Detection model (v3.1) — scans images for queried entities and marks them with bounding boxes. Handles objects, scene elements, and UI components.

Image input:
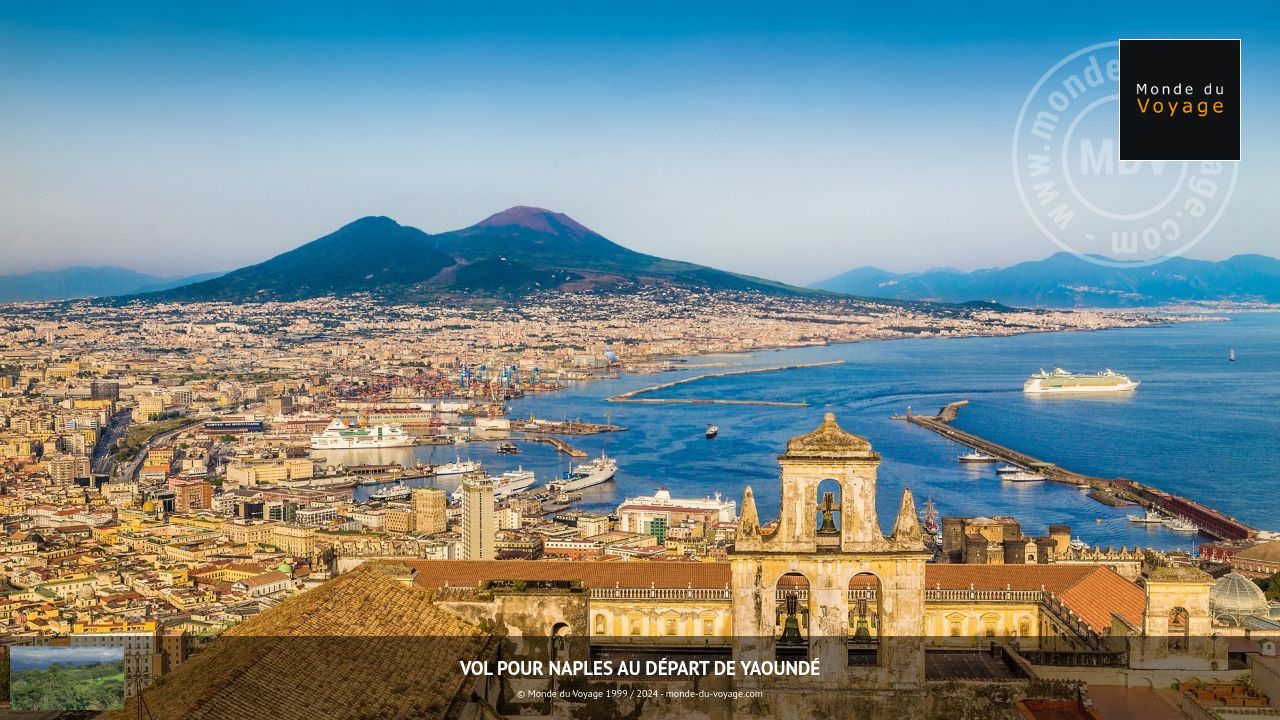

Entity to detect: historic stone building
[731,412,929,690]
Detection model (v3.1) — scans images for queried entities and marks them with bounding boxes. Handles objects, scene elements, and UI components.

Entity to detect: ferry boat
[1127,509,1167,524]
[434,458,481,477]
[370,482,411,502]
[705,425,719,439]
[1070,537,1088,552]
[1001,470,1046,482]
[995,465,1021,475]
[1023,368,1139,394]
[497,442,520,454]
[310,419,415,450]
[958,451,998,464]
[547,453,617,492]
[451,468,537,502]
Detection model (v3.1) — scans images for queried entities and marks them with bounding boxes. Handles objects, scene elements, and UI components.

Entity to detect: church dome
[1209,573,1269,625]
[783,413,877,460]
[141,499,156,513]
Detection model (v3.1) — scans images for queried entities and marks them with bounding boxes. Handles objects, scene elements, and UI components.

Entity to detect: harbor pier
[900,402,1257,542]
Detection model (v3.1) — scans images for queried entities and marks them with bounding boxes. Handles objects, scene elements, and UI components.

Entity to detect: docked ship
[451,468,537,502]
[1001,470,1046,482]
[1023,368,1139,394]
[957,451,998,464]
[1127,509,1167,524]
[310,419,415,450]
[434,458,481,476]
[370,482,412,502]
[547,452,618,493]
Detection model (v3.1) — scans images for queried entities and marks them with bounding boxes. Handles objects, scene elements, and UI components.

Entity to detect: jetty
[607,360,843,407]
[900,402,1257,542]
[529,436,589,458]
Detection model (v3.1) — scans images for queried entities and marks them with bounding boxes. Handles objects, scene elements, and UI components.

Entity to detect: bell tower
[731,413,928,689]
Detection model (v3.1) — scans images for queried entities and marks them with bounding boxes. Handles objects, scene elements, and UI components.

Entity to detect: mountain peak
[474,206,592,235]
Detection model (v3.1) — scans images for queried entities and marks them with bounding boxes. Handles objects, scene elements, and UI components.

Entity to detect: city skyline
[2,2,1278,283]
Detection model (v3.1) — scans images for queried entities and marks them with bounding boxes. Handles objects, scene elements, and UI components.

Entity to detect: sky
[1,2,1277,284]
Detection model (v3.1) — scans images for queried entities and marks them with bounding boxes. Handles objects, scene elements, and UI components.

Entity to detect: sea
[342,312,1280,553]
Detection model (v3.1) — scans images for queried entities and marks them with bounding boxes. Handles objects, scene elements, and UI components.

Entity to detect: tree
[1264,572,1280,602]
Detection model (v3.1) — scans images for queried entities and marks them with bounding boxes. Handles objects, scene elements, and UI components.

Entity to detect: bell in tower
[817,491,839,534]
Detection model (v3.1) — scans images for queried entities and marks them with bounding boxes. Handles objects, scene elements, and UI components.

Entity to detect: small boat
[1163,517,1198,533]
[1001,470,1046,482]
[995,465,1022,475]
[1229,349,1236,362]
[705,425,719,439]
[958,451,998,464]
[497,442,520,454]
[1127,509,1166,524]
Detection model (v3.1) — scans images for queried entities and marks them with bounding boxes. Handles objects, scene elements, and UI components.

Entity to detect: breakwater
[607,361,844,407]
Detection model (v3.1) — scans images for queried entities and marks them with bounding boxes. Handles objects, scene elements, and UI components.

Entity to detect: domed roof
[783,413,876,460]
[141,499,156,513]
[1209,573,1269,624]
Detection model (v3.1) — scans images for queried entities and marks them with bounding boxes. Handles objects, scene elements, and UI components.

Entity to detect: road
[90,409,132,477]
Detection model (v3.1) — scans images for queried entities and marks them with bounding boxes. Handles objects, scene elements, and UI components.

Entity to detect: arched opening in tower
[849,572,882,666]
[775,572,810,659]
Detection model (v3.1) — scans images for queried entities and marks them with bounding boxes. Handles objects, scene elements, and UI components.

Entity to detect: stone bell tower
[731,413,928,689]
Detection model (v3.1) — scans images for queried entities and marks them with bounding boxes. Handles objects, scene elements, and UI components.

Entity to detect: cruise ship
[1023,368,1139,394]
[547,453,618,493]
[310,419,415,450]
[451,468,537,502]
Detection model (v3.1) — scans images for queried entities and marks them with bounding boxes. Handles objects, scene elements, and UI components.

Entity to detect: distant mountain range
[812,253,1280,308]
[0,266,222,303]
[138,206,809,302]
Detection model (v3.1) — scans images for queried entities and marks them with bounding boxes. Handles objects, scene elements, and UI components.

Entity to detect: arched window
[593,614,606,635]
[1168,607,1189,652]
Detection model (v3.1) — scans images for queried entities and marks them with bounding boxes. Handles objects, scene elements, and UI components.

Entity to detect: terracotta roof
[924,564,1144,633]
[104,563,494,720]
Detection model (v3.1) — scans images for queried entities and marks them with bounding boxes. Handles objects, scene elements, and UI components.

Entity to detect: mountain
[812,253,1280,308]
[0,266,222,302]
[142,207,812,302]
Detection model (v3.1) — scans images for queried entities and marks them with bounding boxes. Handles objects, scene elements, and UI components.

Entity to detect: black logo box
[1119,39,1241,161]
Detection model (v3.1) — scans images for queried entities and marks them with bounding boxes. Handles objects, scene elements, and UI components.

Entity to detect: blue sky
[1,2,1276,282]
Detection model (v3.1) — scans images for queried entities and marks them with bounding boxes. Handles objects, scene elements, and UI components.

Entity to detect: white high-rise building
[460,476,495,560]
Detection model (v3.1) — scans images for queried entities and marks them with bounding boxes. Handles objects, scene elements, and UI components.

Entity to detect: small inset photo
[8,645,126,712]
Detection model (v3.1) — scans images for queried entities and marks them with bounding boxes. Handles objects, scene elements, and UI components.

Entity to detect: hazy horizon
[2,2,1277,283]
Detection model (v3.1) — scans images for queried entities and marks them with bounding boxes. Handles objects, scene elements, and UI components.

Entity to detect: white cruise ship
[310,419,415,450]
[547,452,617,493]
[1023,368,1139,394]
[451,468,537,502]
